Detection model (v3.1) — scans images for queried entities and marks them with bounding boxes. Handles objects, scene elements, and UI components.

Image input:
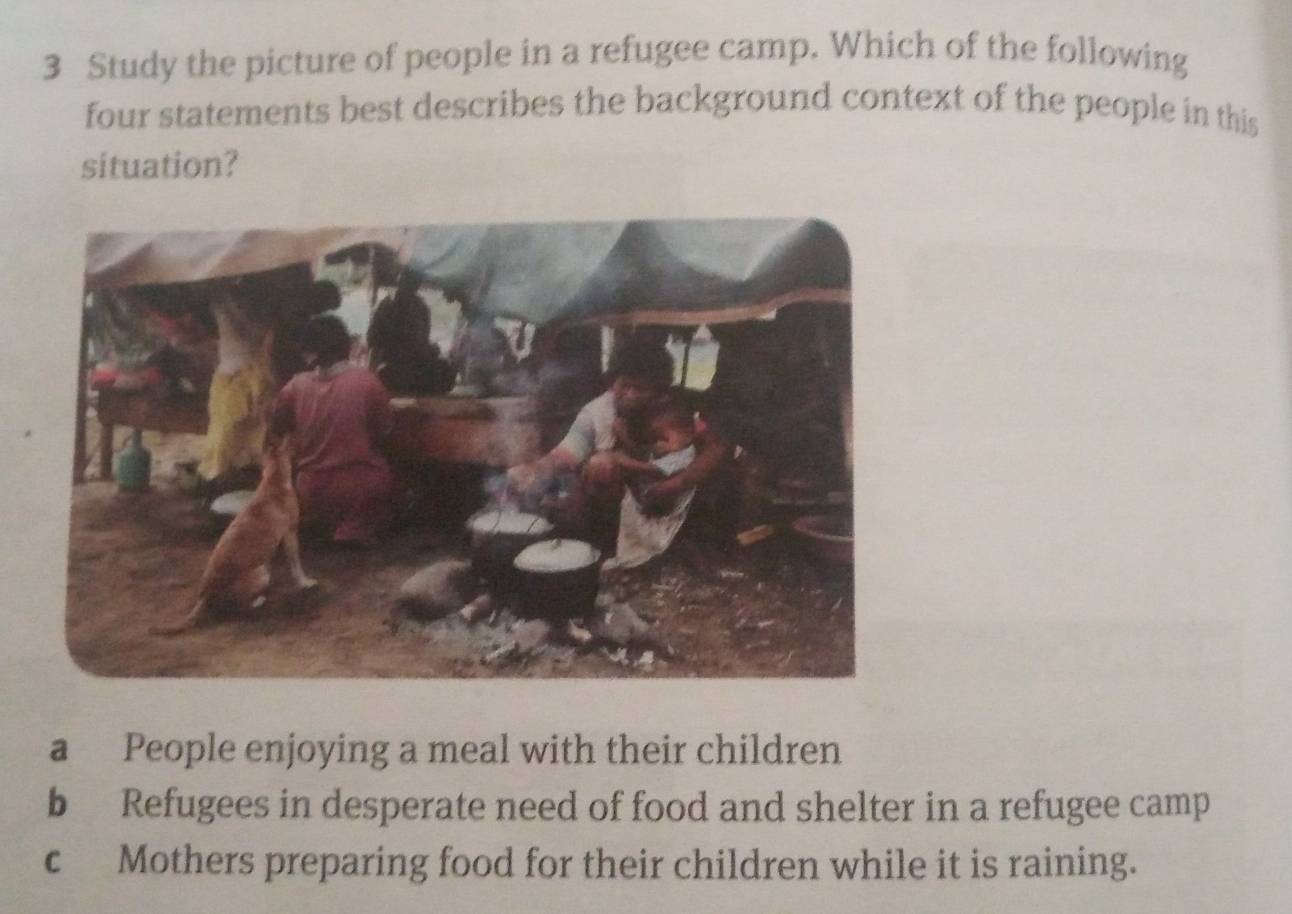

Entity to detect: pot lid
[514,539,600,572]
[467,510,553,536]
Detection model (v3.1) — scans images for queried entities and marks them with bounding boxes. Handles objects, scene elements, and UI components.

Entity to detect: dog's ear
[268,401,295,440]
[261,432,290,463]
[259,400,289,465]
[262,435,278,455]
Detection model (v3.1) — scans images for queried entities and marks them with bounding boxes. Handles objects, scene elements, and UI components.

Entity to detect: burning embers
[390,500,671,668]
[391,567,671,670]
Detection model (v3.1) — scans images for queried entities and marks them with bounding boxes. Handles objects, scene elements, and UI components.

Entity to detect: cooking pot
[512,539,602,621]
[466,508,555,590]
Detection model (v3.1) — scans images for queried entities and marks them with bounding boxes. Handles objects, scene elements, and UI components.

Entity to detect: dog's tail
[149,588,209,636]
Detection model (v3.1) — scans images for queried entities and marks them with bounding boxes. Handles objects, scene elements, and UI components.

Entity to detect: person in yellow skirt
[197,288,275,485]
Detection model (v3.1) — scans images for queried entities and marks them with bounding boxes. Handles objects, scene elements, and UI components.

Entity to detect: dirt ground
[66,447,854,679]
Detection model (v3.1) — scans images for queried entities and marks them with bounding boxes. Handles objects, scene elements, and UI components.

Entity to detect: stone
[512,618,553,654]
[459,593,494,624]
[397,559,478,620]
[591,603,652,646]
[482,643,516,665]
[564,619,594,646]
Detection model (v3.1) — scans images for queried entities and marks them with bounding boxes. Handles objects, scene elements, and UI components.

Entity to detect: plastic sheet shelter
[85,220,850,326]
[83,228,411,291]
[403,218,850,326]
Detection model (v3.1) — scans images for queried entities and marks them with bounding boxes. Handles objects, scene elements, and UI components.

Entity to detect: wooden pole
[99,413,115,481]
[838,366,853,482]
[72,300,90,484]
[817,318,853,482]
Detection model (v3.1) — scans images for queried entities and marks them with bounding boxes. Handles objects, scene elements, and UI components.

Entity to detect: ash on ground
[388,579,666,671]
[385,538,850,675]
[67,476,853,678]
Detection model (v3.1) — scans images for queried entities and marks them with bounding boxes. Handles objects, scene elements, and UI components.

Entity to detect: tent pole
[817,320,853,482]
[680,333,692,387]
[73,301,90,484]
[838,366,853,482]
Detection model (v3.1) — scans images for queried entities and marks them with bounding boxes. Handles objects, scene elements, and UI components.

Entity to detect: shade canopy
[85,219,849,326]
[404,218,849,326]
[84,228,409,292]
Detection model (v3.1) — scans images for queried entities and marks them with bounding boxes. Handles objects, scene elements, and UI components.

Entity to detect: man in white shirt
[507,339,729,547]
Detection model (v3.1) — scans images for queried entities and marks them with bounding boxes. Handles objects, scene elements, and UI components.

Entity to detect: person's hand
[638,476,684,515]
[507,461,541,492]
[583,451,621,487]
[608,450,634,470]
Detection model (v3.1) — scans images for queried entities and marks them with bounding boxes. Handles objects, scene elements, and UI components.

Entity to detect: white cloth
[605,445,697,570]
[212,293,269,375]
[555,389,617,462]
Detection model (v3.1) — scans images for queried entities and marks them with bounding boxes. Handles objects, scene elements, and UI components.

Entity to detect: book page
[1,1,1288,911]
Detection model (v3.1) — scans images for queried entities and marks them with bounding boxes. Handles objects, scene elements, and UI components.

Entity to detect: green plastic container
[116,429,152,492]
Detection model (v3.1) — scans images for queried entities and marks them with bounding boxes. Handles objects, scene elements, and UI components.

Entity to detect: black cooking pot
[512,539,603,621]
[466,509,555,592]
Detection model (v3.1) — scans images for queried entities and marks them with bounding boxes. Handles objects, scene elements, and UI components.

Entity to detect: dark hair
[649,400,695,434]
[268,399,295,440]
[608,341,674,390]
[395,271,422,298]
[300,314,352,366]
[308,280,342,315]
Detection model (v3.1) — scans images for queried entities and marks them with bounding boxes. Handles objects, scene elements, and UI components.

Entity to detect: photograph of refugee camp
[67,219,854,678]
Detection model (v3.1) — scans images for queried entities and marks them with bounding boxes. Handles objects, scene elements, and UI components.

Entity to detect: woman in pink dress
[272,315,398,545]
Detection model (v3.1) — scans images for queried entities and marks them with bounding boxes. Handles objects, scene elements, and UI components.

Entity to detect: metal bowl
[210,490,255,518]
[791,513,854,564]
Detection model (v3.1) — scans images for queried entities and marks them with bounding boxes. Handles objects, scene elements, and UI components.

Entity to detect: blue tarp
[86,219,850,327]
[403,218,849,326]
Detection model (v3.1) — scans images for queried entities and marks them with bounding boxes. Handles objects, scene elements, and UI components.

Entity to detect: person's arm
[508,404,594,489]
[613,452,667,479]
[637,426,731,511]
[507,444,580,491]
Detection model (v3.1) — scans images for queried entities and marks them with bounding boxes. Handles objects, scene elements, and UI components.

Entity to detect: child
[605,401,699,569]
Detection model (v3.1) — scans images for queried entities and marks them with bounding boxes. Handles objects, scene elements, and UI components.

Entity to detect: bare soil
[67,468,854,679]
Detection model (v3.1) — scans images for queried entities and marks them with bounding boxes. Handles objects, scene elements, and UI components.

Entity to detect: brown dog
[152,437,316,635]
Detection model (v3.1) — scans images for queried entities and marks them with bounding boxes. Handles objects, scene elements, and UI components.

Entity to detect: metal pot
[512,539,602,621]
[466,509,555,591]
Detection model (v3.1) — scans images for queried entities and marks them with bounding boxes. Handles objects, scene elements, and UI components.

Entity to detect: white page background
[1,1,1288,911]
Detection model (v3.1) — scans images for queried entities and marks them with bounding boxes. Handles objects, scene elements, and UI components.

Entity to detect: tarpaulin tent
[403,218,849,326]
[84,228,411,291]
[77,220,852,482]
[85,220,850,326]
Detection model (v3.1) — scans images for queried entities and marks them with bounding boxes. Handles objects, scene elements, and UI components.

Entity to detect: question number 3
[43,54,60,80]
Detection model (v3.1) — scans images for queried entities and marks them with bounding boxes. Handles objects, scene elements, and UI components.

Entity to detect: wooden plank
[92,388,573,470]
[73,312,89,484]
[94,389,207,481]
[390,395,541,421]
[96,388,208,435]
[388,410,550,467]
